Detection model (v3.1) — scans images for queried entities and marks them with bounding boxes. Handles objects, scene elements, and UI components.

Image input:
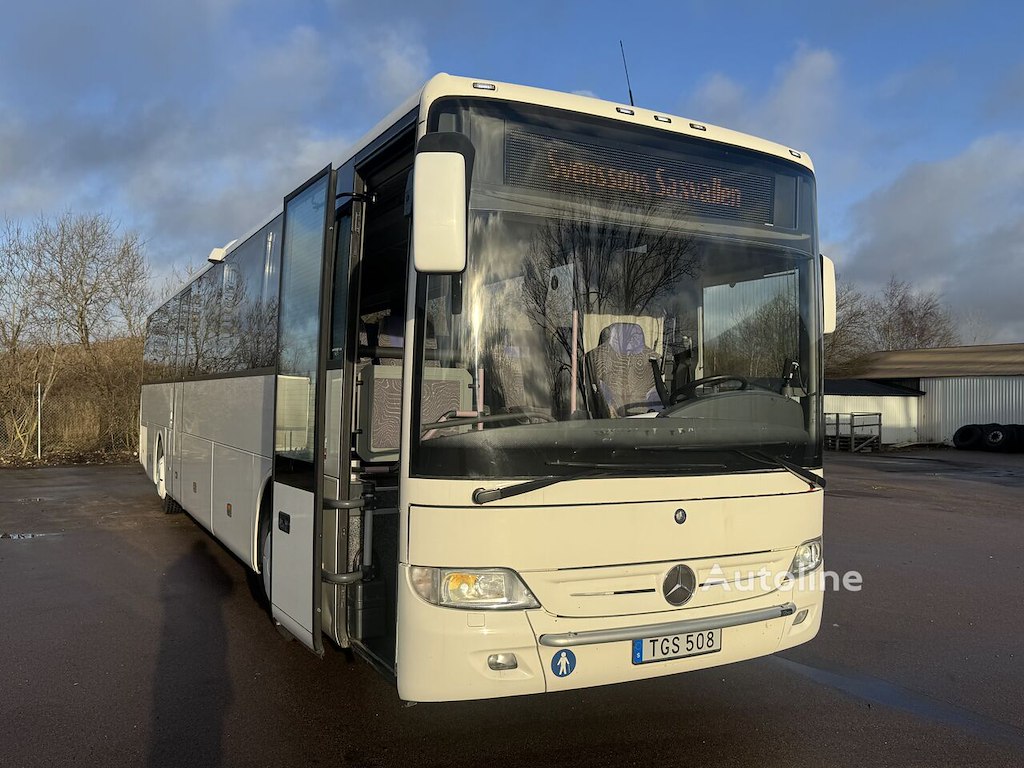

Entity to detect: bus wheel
[259,510,272,602]
[156,448,182,513]
[257,513,292,642]
[155,447,167,499]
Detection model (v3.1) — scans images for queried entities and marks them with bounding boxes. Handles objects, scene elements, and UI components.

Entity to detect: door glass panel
[276,173,331,468]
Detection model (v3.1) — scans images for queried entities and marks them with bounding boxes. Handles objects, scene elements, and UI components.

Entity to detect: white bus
[140,73,837,702]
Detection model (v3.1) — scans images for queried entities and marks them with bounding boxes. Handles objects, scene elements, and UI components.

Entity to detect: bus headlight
[788,537,823,577]
[409,566,540,610]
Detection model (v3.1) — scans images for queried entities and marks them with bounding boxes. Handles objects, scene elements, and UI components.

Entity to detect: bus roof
[415,73,814,172]
[217,72,814,262]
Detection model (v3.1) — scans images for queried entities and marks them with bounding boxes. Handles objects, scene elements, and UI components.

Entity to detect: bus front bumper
[395,564,823,702]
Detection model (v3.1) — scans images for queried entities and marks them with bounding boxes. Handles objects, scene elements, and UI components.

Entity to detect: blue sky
[1,0,1022,339]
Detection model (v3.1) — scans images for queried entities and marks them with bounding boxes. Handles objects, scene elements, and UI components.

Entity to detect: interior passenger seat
[586,322,664,417]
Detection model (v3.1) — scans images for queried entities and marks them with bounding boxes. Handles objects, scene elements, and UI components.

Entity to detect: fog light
[793,609,809,625]
[487,653,518,671]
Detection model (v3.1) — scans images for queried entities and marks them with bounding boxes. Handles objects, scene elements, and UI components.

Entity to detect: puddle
[774,656,1024,748]
[0,532,60,539]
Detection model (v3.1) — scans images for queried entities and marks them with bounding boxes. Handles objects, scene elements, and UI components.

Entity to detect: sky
[1,0,1022,340]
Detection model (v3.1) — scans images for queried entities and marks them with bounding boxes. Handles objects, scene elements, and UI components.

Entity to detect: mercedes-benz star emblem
[662,564,697,606]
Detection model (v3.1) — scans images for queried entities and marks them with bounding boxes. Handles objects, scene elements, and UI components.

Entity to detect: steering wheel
[669,374,749,404]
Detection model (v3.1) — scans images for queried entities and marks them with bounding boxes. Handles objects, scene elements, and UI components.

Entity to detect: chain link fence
[1,340,142,465]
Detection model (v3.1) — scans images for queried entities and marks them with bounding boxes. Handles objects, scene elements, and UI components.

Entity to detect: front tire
[259,510,272,602]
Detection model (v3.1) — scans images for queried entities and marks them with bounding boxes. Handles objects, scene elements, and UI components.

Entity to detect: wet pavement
[1,452,1022,768]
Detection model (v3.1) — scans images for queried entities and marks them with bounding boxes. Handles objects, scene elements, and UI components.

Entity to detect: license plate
[632,628,722,664]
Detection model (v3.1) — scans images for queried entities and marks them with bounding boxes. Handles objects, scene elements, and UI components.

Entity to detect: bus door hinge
[337,191,375,203]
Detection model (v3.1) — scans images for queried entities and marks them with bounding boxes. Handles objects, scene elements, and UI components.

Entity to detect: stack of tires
[952,423,1023,452]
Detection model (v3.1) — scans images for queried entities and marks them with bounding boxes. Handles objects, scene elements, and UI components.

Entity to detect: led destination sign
[504,128,776,225]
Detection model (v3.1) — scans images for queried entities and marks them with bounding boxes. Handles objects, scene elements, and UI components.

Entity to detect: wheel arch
[253,473,273,572]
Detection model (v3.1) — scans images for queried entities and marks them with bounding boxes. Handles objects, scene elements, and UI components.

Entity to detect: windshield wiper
[421,409,555,433]
[471,460,726,505]
[736,450,825,490]
[638,444,824,490]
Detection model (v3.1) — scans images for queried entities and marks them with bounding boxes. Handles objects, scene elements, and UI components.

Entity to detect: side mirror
[412,133,475,274]
[821,254,837,334]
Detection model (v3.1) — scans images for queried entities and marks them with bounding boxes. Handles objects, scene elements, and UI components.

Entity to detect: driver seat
[586,322,665,418]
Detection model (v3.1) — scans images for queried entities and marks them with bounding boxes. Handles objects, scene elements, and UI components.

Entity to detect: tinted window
[184,265,223,376]
[142,214,282,383]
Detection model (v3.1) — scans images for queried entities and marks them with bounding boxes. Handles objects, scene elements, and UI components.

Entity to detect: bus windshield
[412,99,821,480]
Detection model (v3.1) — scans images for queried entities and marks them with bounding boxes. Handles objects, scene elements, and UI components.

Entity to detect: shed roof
[840,343,1024,378]
[824,379,923,397]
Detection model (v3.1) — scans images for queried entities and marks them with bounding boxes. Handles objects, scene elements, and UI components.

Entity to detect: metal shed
[838,344,1024,445]
[823,379,922,445]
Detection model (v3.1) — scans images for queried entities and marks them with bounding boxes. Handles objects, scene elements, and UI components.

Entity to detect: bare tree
[0,219,63,457]
[826,274,962,377]
[824,280,872,376]
[33,211,151,349]
[866,275,959,352]
[1,212,152,459]
[958,310,994,346]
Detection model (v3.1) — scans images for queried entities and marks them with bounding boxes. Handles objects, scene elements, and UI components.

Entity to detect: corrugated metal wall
[823,395,919,444]
[919,376,1024,443]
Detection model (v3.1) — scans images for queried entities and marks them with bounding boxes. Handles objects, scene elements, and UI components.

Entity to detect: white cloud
[690,73,745,128]
[0,5,432,295]
[845,134,1024,341]
[687,46,841,151]
[685,47,1024,341]
[346,26,431,108]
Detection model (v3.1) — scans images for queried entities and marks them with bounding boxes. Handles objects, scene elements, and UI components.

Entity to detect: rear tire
[162,494,183,514]
[155,447,167,499]
[952,424,983,450]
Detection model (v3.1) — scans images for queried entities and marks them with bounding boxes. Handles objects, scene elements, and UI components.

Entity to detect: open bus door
[270,165,337,652]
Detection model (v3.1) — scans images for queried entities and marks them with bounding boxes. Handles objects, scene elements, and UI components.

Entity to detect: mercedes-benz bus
[140,73,837,701]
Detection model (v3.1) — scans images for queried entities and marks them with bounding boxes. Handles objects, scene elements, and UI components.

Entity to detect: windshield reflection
[414,200,820,479]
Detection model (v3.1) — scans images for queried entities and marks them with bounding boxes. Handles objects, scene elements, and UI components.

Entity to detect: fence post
[37,382,41,460]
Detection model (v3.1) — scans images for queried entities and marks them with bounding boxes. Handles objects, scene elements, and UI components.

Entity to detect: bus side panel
[178,432,214,530]
[140,383,172,478]
[180,376,271,456]
[172,375,271,544]
[211,444,258,564]
[139,424,148,472]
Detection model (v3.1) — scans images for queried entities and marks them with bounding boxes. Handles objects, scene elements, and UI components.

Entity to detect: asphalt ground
[1,450,1023,768]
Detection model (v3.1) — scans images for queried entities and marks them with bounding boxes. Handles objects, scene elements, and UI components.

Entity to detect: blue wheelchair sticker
[632,639,643,664]
[551,648,577,678]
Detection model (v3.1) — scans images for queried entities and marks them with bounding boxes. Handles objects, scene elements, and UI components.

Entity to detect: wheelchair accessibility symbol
[551,649,576,678]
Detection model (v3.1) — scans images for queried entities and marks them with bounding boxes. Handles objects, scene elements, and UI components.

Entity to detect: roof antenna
[619,40,635,107]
